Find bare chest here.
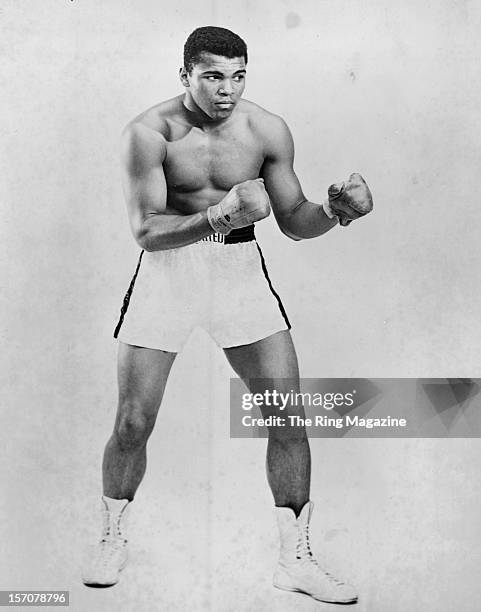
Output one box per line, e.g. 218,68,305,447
163,124,264,193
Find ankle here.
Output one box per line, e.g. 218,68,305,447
102,495,130,514
101,496,130,540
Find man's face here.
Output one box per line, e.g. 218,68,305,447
181,53,246,120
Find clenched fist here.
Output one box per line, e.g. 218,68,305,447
207,179,271,235
324,173,373,227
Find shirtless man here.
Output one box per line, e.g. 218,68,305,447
82,26,373,605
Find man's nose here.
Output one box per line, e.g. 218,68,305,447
218,80,233,95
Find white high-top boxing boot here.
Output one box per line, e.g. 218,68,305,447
82,496,130,587
274,501,358,604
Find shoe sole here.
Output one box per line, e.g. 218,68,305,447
274,582,358,604
83,582,118,589
82,557,128,588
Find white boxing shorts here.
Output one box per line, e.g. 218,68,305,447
113,225,290,352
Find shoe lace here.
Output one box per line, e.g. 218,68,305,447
101,510,126,541
96,513,126,567
296,524,345,586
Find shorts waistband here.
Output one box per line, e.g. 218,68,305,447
200,224,255,244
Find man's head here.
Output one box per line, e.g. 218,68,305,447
180,26,248,121
183,26,247,74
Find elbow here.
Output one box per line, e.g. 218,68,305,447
135,229,170,252
280,225,303,241
134,229,149,251
134,227,154,252
278,212,304,241
137,236,160,252
139,240,153,252
133,215,170,252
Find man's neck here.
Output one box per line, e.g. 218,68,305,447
181,93,233,130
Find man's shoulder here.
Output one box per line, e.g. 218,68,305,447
240,100,292,157
239,99,289,135
123,96,184,140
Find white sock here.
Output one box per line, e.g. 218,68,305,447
102,495,129,515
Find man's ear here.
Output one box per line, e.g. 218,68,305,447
179,67,190,87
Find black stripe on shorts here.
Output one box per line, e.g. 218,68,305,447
255,243,291,330
113,250,144,339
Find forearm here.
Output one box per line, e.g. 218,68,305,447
281,199,338,240
136,210,214,251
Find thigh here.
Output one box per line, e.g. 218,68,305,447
224,331,305,428
224,330,299,381
224,330,303,420
117,341,176,416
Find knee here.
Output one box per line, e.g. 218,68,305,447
115,400,155,450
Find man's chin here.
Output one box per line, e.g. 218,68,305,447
211,104,235,118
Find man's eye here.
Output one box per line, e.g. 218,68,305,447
234,76,245,82
206,76,219,81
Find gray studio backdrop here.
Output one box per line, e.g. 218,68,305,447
1,1,480,611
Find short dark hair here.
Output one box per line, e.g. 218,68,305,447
183,26,248,73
